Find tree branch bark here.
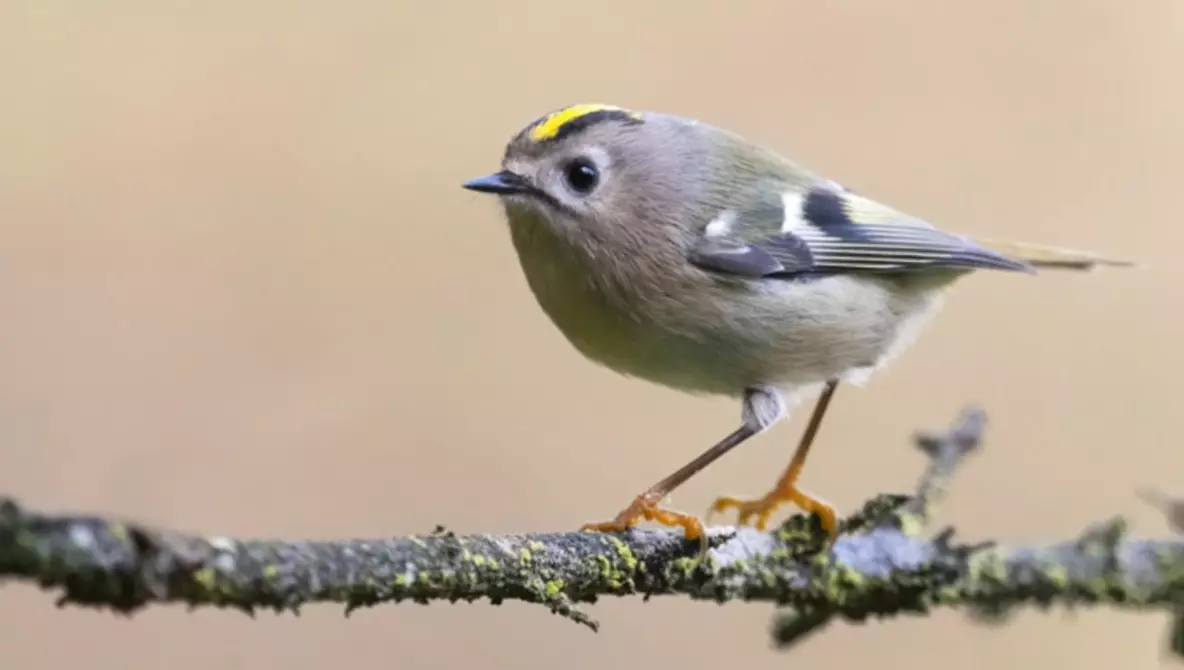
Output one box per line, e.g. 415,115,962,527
2,407,1182,655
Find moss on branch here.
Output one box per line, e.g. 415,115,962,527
3,407,1183,654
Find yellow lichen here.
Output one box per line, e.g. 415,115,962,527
193,568,216,589
545,579,566,597
606,535,638,572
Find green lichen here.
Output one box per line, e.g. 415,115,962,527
933,584,962,603
591,554,611,578
1083,576,1111,598
895,513,926,537
586,553,629,590
666,556,699,584
262,564,279,580
968,550,1008,588
1043,563,1070,589
545,579,566,597
606,535,637,572
1153,546,1184,594
822,563,866,598
193,567,216,590
762,570,781,591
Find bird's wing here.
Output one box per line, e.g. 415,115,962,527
687,180,1033,278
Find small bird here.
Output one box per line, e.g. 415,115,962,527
462,104,1132,545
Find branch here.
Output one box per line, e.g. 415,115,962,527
3,407,1183,656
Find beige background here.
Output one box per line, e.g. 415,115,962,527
1,1,1181,667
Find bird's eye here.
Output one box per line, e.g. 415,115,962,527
563,158,599,194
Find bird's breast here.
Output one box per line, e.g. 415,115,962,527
506,217,950,396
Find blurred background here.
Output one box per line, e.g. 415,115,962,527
1,1,1181,667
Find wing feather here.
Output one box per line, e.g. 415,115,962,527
688,181,1034,278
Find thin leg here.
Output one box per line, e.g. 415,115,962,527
709,379,841,539
580,424,757,542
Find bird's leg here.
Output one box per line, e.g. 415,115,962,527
579,426,754,544
580,387,783,543
709,379,840,540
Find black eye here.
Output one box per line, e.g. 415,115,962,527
563,158,599,194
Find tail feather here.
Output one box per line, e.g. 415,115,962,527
975,238,1136,271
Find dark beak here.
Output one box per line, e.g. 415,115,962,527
461,170,531,196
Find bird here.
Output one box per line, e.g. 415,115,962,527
461,103,1133,546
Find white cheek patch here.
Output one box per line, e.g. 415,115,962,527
779,192,808,233
705,211,736,237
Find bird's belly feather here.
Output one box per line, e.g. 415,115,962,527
515,240,948,397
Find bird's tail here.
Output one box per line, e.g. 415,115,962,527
975,238,1136,271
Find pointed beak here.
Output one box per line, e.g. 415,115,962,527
461,170,531,196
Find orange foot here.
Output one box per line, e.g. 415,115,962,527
709,485,838,540
581,493,705,542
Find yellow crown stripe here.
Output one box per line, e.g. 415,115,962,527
528,104,639,141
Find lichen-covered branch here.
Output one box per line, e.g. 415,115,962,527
2,407,1183,656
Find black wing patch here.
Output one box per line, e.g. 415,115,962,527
688,181,1033,278
686,239,790,277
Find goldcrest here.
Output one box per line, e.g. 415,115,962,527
463,104,1131,544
